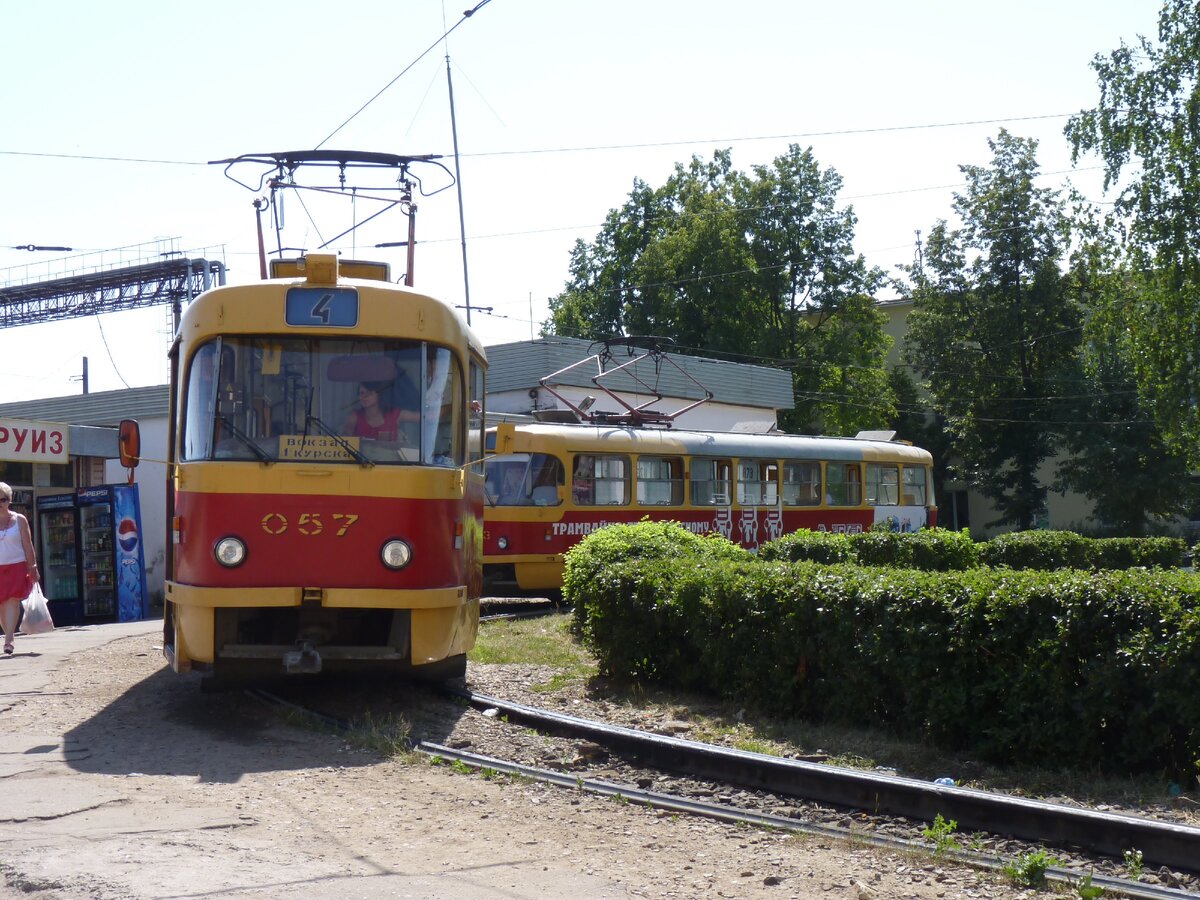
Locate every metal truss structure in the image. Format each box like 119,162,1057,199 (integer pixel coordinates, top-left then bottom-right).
0,257,225,329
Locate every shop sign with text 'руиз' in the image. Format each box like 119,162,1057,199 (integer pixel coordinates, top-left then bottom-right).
0,417,70,464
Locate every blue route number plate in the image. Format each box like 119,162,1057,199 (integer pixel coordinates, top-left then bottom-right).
285,288,359,327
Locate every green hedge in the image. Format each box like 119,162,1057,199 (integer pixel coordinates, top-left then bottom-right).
758,528,857,565
565,523,1200,774
565,520,749,639
975,530,1187,570
757,528,1187,571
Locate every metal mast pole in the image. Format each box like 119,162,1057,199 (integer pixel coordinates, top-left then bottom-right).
446,54,472,325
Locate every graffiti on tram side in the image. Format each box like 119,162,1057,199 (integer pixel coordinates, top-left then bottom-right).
549,511,888,551
547,505,926,551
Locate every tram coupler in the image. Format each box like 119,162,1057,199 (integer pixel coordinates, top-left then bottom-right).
283,641,322,675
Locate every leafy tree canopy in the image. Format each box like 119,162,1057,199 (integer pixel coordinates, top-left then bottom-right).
1052,206,1200,534
545,146,894,434
904,131,1080,530
1065,0,1200,461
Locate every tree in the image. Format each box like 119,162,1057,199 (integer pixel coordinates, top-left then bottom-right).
903,131,1080,530
1052,218,1199,534
545,146,893,435
739,148,890,433
1065,0,1200,464
547,151,758,355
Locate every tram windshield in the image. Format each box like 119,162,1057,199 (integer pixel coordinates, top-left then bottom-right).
482,453,564,506
181,337,463,466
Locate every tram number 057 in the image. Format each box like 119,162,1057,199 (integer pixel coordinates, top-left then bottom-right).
260,512,360,537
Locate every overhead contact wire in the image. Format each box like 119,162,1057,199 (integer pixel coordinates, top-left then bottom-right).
315,0,494,150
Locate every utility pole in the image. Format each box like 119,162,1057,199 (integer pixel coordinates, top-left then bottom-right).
446,54,472,325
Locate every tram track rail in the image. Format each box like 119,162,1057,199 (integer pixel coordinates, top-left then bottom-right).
247,684,1200,896
478,597,564,623
420,739,1198,900
450,688,1200,877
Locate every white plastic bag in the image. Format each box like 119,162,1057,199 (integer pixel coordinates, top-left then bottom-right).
20,583,54,635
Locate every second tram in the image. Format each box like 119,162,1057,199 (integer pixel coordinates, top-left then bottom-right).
483,421,936,591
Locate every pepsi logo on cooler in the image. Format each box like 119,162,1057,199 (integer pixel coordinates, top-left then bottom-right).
118,517,139,553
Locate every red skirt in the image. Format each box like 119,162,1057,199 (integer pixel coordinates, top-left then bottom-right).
0,562,31,604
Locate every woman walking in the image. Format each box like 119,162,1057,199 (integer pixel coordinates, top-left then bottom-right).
0,482,38,655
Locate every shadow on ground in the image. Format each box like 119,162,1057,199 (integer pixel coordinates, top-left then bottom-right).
63,667,469,783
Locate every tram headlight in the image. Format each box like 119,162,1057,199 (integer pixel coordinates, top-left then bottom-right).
214,536,247,568
497,536,509,550
381,539,413,570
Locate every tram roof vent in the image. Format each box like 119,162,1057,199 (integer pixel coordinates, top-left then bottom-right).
269,256,391,283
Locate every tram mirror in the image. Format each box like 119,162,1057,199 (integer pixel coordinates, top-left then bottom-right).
118,419,141,469
327,354,396,383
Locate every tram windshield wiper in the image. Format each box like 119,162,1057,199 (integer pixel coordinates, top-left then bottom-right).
305,414,374,466
215,415,275,463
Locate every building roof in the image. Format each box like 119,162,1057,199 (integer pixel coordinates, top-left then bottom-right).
485,338,794,411
0,384,169,426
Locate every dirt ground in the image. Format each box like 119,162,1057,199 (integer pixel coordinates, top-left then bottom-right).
0,624,1035,899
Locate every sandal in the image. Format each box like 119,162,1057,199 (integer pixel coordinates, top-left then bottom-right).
3,644,12,655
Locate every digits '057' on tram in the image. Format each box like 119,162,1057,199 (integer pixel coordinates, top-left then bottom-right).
483,384,936,593
147,151,487,682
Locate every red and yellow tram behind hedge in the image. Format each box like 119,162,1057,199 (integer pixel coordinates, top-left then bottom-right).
162,254,487,681
483,421,936,591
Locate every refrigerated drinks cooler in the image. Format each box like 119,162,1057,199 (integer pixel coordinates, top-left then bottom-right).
36,484,148,626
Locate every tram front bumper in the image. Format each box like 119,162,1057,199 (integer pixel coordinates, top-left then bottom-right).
163,582,476,672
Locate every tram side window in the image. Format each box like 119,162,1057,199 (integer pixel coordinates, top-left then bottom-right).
636,456,683,505
737,460,779,506
782,461,821,506
183,341,249,461
690,457,732,506
866,463,900,506
825,462,862,506
573,454,629,506
182,343,220,461
468,359,485,465
423,346,462,467
902,465,928,506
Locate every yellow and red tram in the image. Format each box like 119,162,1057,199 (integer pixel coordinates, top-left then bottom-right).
483,421,936,591
162,254,486,680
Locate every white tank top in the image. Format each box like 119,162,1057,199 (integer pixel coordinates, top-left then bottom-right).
0,516,27,565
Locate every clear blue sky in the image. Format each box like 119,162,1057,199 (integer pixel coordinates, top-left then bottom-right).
0,0,1163,402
